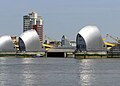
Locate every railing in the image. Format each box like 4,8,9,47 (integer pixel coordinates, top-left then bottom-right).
107,49,120,58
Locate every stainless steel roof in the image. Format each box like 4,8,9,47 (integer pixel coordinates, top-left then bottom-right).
77,25,106,51
0,35,16,51
19,29,41,51
61,35,71,46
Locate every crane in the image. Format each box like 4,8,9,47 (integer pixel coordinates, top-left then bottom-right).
106,34,120,43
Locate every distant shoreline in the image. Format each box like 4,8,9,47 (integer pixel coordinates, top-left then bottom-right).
0,52,120,58
0,52,45,58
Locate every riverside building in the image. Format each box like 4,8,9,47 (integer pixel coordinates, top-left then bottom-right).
19,29,42,52
0,35,16,51
23,12,43,42
76,25,106,52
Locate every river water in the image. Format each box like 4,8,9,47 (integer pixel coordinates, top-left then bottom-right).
0,57,120,86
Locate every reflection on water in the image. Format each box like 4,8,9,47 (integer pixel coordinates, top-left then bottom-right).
79,59,120,86
0,57,80,86
1,57,120,86
80,60,95,86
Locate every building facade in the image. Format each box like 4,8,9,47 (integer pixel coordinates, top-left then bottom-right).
23,12,43,42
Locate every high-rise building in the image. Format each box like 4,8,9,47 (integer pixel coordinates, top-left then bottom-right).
23,12,43,42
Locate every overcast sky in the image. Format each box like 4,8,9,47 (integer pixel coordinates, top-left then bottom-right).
0,0,120,40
